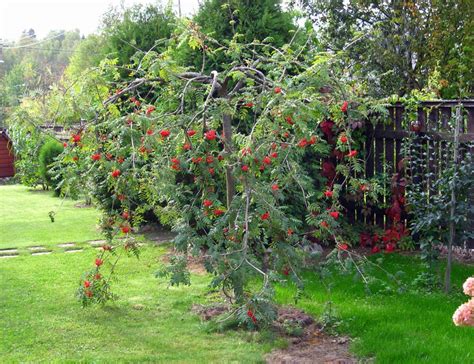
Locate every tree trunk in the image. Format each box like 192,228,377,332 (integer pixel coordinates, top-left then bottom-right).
222,113,235,209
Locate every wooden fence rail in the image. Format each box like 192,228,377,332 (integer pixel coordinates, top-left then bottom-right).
346,100,474,246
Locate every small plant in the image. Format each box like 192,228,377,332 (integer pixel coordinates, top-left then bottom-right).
319,301,342,334
281,319,304,337
38,138,64,195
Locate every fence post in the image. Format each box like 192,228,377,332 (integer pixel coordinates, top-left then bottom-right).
445,105,461,293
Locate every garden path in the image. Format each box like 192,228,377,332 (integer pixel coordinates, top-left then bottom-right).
0,230,176,259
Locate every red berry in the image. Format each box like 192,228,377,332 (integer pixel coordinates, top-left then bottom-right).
340,135,348,143
308,135,317,145
321,221,329,228
203,199,213,207
330,211,340,219
91,153,101,161
213,209,225,216
241,147,252,156
261,211,270,220
95,258,103,267
146,106,156,116
274,87,282,94
160,130,170,138
85,290,93,298
338,243,348,251
111,169,121,178
271,184,279,191
84,280,91,288
121,226,131,234
324,190,333,198
72,134,81,143
347,150,358,158
187,129,196,137
263,156,272,165
285,116,294,125
208,168,215,175
63,142,68,147
270,152,278,158
341,101,349,113
297,138,308,148
287,228,293,236
244,102,254,108
206,155,214,164
117,157,125,164
183,143,191,151
94,274,102,280
241,165,249,172
146,129,154,136
122,211,130,219
192,157,203,164
204,130,217,141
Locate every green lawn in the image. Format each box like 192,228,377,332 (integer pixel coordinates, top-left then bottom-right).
1,183,474,363
0,185,101,249
0,246,274,363
276,255,474,363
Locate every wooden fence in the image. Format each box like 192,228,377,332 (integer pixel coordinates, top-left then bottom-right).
345,100,474,244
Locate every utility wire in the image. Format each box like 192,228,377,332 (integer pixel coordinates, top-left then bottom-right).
2,31,66,49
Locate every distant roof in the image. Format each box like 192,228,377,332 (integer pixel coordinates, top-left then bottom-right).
0,128,10,139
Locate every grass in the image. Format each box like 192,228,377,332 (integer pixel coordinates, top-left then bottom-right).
275,254,474,363
0,185,101,249
0,246,273,363
1,183,474,363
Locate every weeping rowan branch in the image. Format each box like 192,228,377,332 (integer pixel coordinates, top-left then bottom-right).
103,77,163,106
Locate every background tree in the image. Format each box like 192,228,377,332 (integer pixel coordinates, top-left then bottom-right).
293,0,474,98
178,0,297,71
100,3,176,71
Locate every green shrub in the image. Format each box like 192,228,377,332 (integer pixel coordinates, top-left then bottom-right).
38,139,64,194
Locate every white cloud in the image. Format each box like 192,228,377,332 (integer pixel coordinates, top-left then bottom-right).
0,0,200,41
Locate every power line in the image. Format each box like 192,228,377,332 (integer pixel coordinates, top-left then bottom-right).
2,32,66,50
3,46,77,53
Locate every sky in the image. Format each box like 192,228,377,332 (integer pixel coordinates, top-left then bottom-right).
0,0,200,42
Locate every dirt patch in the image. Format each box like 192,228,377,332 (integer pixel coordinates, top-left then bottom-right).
161,251,207,275
266,307,357,364
191,303,359,364
191,303,230,320
266,333,356,364
140,224,177,243
74,202,93,208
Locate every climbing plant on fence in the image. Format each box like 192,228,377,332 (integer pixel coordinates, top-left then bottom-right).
60,27,388,325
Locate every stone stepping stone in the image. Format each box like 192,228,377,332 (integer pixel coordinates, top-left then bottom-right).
28,246,47,252
88,240,106,247
65,249,83,253
58,243,76,248
0,248,18,256
31,251,52,256
0,254,18,259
